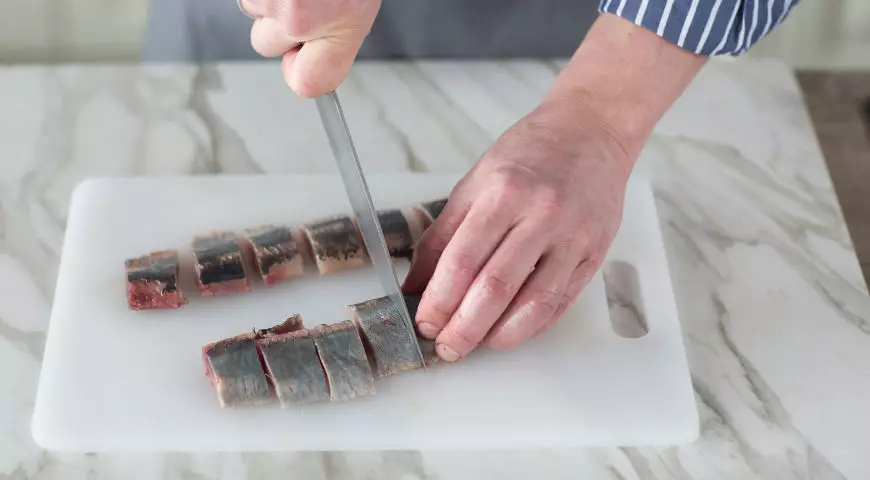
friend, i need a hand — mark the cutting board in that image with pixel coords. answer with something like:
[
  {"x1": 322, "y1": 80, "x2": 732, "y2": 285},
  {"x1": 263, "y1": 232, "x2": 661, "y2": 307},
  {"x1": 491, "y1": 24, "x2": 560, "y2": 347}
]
[{"x1": 31, "y1": 173, "x2": 697, "y2": 452}]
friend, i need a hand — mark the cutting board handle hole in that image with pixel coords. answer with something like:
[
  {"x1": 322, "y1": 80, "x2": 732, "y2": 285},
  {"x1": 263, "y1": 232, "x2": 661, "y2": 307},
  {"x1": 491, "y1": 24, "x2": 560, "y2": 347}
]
[{"x1": 603, "y1": 261, "x2": 649, "y2": 338}]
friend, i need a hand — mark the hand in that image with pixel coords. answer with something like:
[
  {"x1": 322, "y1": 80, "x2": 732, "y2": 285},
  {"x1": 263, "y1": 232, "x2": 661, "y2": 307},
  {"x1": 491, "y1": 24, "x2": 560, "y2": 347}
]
[
  {"x1": 240, "y1": 0, "x2": 380, "y2": 97},
  {"x1": 402, "y1": 100, "x2": 635, "y2": 362}
]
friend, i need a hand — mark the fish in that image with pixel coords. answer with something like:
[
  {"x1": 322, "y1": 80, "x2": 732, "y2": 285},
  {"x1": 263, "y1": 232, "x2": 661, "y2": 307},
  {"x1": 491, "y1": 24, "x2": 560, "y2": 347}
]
[
  {"x1": 202, "y1": 331, "x2": 274, "y2": 408},
  {"x1": 243, "y1": 225, "x2": 305, "y2": 286},
  {"x1": 413, "y1": 198, "x2": 448, "y2": 227},
  {"x1": 311, "y1": 320, "x2": 376, "y2": 402},
  {"x1": 257, "y1": 327, "x2": 331, "y2": 407},
  {"x1": 124, "y1": 249, "x2": 186, "y2": 310},
  {"x1": 377, "y1": 209, "x2": 425, "y2": 260},
  {"x1": 302, "y1": 216, "x2": 367, "y2": 274},
  {"x1": 347, "y1": 294, "x2": 427, "y2": 377},
  {"x1": 403, "y1": 293, "x2": 439, "y2": 367},
  {"x1": 201, "y1": 315, "x2": 304, "y2": 408},
  {"x1": 256, "y1": 313, "x2": 304, "y2": 337},
  {"x1": 192, "y1": 231, "x2": 251, "y2": 296}
]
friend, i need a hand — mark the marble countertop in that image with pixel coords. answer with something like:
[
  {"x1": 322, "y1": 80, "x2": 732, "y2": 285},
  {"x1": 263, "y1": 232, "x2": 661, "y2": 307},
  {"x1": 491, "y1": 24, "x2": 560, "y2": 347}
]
[{"x1": 2, "y1": 57, "x2": 869, "y2": 479}]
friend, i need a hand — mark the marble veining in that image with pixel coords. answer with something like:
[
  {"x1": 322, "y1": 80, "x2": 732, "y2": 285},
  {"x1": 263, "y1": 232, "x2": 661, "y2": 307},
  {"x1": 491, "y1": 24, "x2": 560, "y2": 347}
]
[{"x1": 1, "y1": 57, "x2": 869, "y2": 479}]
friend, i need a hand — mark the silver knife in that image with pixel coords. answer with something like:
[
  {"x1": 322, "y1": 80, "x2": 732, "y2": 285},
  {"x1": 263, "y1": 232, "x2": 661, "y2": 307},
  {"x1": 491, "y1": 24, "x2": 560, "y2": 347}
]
[{"x1": 314, "y1": 90, "x2": 427, "y2": 368}]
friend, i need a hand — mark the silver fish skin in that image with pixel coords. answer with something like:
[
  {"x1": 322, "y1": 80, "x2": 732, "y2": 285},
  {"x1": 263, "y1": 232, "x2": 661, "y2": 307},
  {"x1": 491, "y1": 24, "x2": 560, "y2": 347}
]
[
  {"x1": 258, "y1": 329, "x2": 331, "y2": 407},
  {"x1": 348, "y1": 295, "x2": 425, "y2": 377},
  {"x1": 402, "y1": 293, "x2": 439, "y2": 367},
  {"x1": 311, "y1": 320, "x2": 376, "y2": 402},
  {"x1": 202, "y1": 332, "x2": 273, "y2": 408},
  {"x1": 377, "y1": 209, "x2": 415, "y2": 260}
]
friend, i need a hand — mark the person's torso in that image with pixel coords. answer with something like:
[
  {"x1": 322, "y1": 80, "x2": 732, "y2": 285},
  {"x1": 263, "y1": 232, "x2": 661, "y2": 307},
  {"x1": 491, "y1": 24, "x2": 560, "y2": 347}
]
[{"x1": 142, "y1": 0, "x2": 599, "y2": 62}]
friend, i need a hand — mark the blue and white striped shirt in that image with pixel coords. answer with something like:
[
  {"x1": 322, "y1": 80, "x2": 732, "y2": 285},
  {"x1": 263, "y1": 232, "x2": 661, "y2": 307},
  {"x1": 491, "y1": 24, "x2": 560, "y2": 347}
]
[{"x1": 599, "y1": 0, "x2": 802, "y2": 56}]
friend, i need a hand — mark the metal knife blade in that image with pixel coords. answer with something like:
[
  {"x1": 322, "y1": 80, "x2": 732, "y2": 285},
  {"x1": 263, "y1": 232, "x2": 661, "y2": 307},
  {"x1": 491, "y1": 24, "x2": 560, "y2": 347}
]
[{"x1": 314, "y1": 90, "x2": 427, "y2": 368}]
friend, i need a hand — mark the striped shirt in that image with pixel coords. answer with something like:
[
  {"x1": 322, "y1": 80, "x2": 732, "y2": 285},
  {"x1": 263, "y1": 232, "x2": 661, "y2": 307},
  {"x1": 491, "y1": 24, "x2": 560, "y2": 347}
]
[{"x1": 599, "y1": 0, "x2": 802, "y2": 55}]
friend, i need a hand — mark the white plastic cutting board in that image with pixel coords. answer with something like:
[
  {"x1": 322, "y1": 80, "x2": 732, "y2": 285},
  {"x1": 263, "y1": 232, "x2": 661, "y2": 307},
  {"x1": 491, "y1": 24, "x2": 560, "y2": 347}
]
[{"x1": 32, "y1": 173, "x2": 697, "y2": 452}]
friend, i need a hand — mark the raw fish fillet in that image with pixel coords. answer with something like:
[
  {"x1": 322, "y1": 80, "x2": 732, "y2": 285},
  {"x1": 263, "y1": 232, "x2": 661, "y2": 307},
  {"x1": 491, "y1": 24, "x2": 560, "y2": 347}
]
[
  {"x1": 243, "y1": 225, "x2": 305, "y2": 286},
  {"x1": 311, "y1": 320, "x2": 376, "y2": 401},
  {"x1": 303, "y1": 216, "x2": 367, "y2": 274},
  {"x1": 348, "y1": 294, "x2": 425, "y2": 376},
  {"x1": 403, "y1": 293, "x2": 439, "y2": 367},
  {"x1": 124, "y1": 250, "x2": 186, "y2": 310},
  {"x1": 257, "y1": 328, "x2": 330, "y2": 407},
  {"x1": 413, "y1": 198, "x2": 448, "y2": 226},
  {"x1": 202, "y1": 332, "x2": 273, "y2": 408},
  {"x1": 377, "y1": 209, "x2": 424, "y2": 260},
  {"x1": 192, "y1": 231, "x2": 251, "y2": 296}
]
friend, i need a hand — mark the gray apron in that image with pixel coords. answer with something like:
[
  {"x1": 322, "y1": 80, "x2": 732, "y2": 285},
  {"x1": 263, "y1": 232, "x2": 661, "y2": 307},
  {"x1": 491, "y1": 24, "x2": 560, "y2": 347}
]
[{"x1": 142, "y1": 0, "x2": 599, "y2": 61}]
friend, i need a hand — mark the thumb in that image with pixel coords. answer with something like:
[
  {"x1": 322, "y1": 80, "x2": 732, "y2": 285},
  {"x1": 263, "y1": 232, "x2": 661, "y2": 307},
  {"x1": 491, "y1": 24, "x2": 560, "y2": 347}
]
[{"x1": 282, "y1": 36, "x2": 363, "y2": 98}]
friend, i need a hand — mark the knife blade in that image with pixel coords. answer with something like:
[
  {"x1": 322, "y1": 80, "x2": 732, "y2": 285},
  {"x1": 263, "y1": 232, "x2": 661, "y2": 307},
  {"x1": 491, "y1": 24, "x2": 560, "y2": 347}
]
[{"x1": 314, "y1": 90, "x2": 427, "y2": 368}]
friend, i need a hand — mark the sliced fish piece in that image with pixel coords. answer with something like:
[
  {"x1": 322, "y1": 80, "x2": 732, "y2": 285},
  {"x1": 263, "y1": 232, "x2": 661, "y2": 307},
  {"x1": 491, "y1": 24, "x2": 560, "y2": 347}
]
[
  {"x1": 403, "y1": 293, "x2": 439, "y2": 367},
  {"x1": 125, "y1": 249, "x2": 186, "y2": 310},
  {"x1": 413, "y1": 197, "x2": 448, "y2": 227},
  {"x1": 192, "y1": 231, "x2": 251, "y2": 296},
  {"x1": 243, "y1": 225, "x2": 305, "y2": 286},
  {"x1": 257, "y1": 328, "x2": 330, "y2": 407},
  {"x1": 202, "y1": 332, "x2": 273, "y2": 408},
  {"x1": 377, "y1": 209, "x2": 425, "y2": 260},
  {"x1": 348, "y1": 294, "x2": 425, "y2": 377},
  {"x1": 302, "y1": 216, "x2": 367, "y2": 274},
  {"x1": 311, "y1": 320, "x2": 376, "y2": 402}
]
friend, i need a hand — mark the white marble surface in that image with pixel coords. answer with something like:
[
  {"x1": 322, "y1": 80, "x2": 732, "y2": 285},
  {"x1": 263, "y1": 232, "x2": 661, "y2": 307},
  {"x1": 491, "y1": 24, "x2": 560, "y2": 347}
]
[{"x1": 1, "y1": 57, "x2": 869, "y2": 479}]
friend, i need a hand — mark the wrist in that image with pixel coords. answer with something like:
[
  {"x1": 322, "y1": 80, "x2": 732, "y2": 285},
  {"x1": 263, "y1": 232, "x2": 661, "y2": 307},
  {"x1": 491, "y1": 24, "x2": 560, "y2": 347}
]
[{"x1": 542, "y1": 13, "x2": 707, "y2": 162}]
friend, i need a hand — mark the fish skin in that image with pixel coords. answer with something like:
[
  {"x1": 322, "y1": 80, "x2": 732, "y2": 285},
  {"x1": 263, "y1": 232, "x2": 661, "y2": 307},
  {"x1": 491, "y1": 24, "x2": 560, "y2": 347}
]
[
  {"x1": 403, "y1": 293, "x2": 440, "y2": 367},
  {"x1": 311, "y1": 320, "x2": 376, "y2": 402},
  {"x1": 377, "y1": 209, "x2": 415, "y2": 260},
  {"x1": 124, "y1": 250, "x2": 186, "y2": 310},
  {"x1": 348, "y1": 295, "x2": 425, "y2": 377},
  {"x1": 125, "y1": 250, "x2": 180, "y2": 290},
  {"x1": 202, "y1": 332, "x2": 274, "y2": 408},
  {"x1": 243, "y1": 225, "x2": 304, "y2": 285},
  {"x1": 417, "y1": 198, "x2": 447, "y2": 223},
  {"x1": 258, "y1": 329, "x2": 331, "y2": 407},
  {"x1": 303, "y1": 216, "x2": 367, "y2": 274},
  {"x1": 192, "y1": 231, "x2": 251, "y2": 293}
]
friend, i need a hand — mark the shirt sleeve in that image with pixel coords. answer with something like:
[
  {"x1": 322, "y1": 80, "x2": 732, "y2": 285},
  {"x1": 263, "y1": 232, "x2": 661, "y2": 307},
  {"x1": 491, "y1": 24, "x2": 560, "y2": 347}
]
[{"x1": 598, "y1": 0, "x2": 802, "y2": 56}]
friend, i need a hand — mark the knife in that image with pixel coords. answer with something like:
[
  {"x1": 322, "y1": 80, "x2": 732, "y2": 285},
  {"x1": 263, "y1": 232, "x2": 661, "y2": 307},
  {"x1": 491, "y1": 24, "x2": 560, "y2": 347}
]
[{"x1": 314, "y1": 90, "x2": 427, "y2": 368}]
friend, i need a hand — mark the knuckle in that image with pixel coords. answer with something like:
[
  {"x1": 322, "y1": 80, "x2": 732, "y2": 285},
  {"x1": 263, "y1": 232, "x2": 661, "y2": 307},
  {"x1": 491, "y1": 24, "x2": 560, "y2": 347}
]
[
  {"x1": 485, "y1": 330, "x2": 517, "y2": 350},
  {"x1": 490, "y1": 168, "x2": 527, "y2": 202},
  {"x1": 535, "y1": 184, "x2": 563, "y2": 207},
  {"x1": 278, "y1": 6, "x2": 313, "y2": 37},
  {"x1": 417, "y1": 293, "x2": 454, "y2": 324},
  {"x1": 564, "y1": 231, "x2": 590, "y2": 254},
  {"x1": 446, "y1": 252, "x2": 480, "y2": 281},
  {"x1": 536, "y1": 196, "x2": 566, "y2": 223},
  {"x1": 586, "y1": 252, "x2": 606, "y2": 270},
  {"x1": 533, "y1": 288, "x2": 563, "y2": 313},
  {"x1": 289, "y1": 74, "x2": 323, "y2": 98},
  {"x1": 439, "y1": 328, "x2": 480, "y2": 352},
  {"x1": 478, "y1": 272, "x2": 514, "y2": 299},
  {"x1": 426, "y1": 300, "x2": 456, "y2": 320},
  {"x1": 557, "y1": 294, "x2": 573, "y2": 314}
]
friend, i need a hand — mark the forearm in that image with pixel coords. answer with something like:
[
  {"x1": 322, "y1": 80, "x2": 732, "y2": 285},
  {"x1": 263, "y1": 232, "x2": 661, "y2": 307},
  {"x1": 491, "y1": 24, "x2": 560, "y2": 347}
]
[{"x1": 542, "y1": 13, "x2": 706, "y2": 168}]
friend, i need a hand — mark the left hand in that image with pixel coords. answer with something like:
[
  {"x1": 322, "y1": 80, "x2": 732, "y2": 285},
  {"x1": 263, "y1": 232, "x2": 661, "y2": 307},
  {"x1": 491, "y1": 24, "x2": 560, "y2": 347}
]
[{"x1": 402, "y1": 99, "x2": 635, "y2": 362}]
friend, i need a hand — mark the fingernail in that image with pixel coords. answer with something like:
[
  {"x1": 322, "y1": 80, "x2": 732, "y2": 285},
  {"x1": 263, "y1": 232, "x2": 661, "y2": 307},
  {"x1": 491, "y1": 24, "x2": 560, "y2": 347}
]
[
  {"x1": 436, "y1": 344, "x2": 460, "y2": 362},
  {"x1": 417, "y1": 322, "x2": 440, "y2": 339}
]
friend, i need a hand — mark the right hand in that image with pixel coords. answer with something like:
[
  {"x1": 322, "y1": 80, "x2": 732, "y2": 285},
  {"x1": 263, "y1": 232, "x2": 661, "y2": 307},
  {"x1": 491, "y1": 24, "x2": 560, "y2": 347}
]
[{"x1": 240, "y1": 0, "x2": 381, "y2": 97}]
